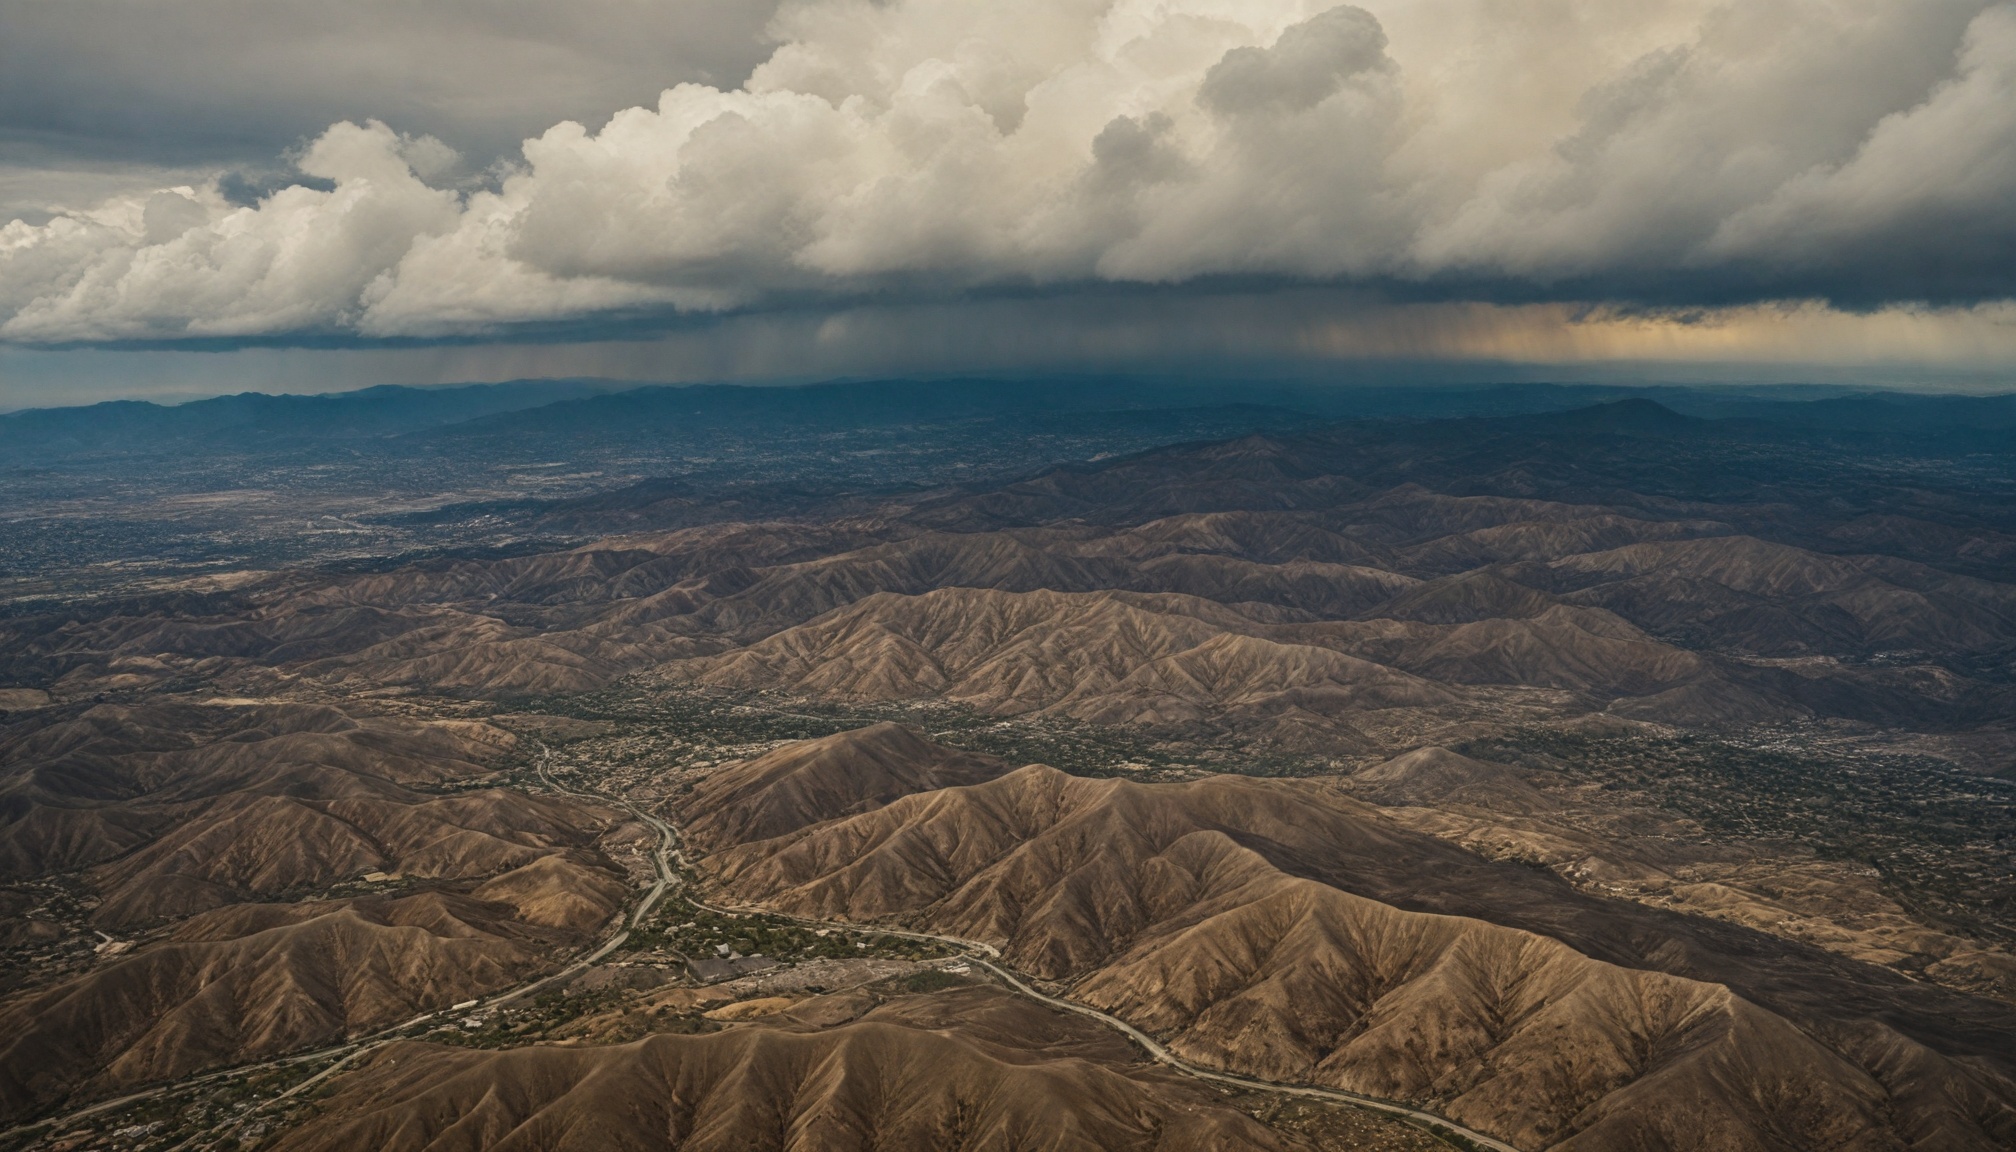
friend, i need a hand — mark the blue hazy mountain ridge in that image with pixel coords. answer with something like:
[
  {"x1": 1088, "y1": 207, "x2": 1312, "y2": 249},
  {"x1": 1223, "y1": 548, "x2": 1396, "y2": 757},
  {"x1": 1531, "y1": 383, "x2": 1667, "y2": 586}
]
[
  {"x1": 9, "y1": 397, "x2": 2016, "y2": 718},
  {"x1": 2, "y1": 390, "x2": 2015, "y2": 1151},
  {"x1": 0, "y1": 379, "x2": 618, "y2": 456},
  {"x1": 5, "y1": 387, "x2": 2012, "y2": 603},
  {"x1": 5, "y1": 389, "x2": 2014, "y2": 608},
  {"x1": 7, "y1": 378, "x2": 1995, "y2": 464},
  {"x1": 784, "y1": 398, "x2": 2016, "y2": 572},
  {"x1": 1697, "y1": 391, "x2": 2016, "y2": 433}
]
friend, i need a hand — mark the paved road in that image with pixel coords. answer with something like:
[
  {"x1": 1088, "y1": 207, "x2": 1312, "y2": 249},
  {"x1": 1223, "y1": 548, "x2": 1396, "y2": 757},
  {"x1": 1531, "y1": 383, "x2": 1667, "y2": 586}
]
[
  {"x1": 0, "y1": 1045, "x2": 357, "y2": 1145},
  {"x1": 149, "y1": 759, "x2": 685, "y2": 1152},
  {"x1": 10, "y1": 745, "x2": 1515, "y2": 1152},
  {"x1": 548, "y1": 755, "x2": 1518, "y2": 1152},
  {"x1": 683, "y1": 890, "x2": 1514, "y2": 1151},
  {"x1": 0, "y1": 754, "x2": 680, "y2": 1149},
  {"x1": 965, "y1": 956, "x2": 1520, "y2": 1151}
]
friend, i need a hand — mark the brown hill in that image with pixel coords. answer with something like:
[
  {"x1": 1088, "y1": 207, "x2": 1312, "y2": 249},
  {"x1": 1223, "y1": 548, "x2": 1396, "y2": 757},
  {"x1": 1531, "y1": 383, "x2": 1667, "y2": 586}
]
[
  {"x1": 268, "y1": 986, "x2": 1320, "y2": 1152},
  {"x1": 1371, "y1": 570, "x2": 1561, "y2": 623},
  {"x1": 1348, "y1": 746, "x2": 1558, "y2": 813},
  {"x1": 676, "y1": 722, "x2": 1009, "y2": 854},
  {"x1": 1393, "y1": 514, "x2": 1732, "y2": 575},
  {"x1": 7, "y1": 428, "x2": 2015, "y2": 738},
  {"x1": 0, "y1": 702, "x2": 635, "y2": 1125},
  {"x1": 1533, "y1": 536, "x2": 2016, "y2": 656},
  {"x1": 3, "y1": 407, "x2": 2014, "y2": 1150},
  {"x1": 1115, "y1": 510, "x2": 1386, "y2": 565},
  {"x1": 1, "y1": 702, "x2": 467, "y2": 876},
  {"x1": 1132, "y1": 553, "x2": 1417, "y2": 617},
  {"x1": 659, "y1": 587, "x2": 1459, "y2": 728},
  {"x1": 1292, "y1": 606, "x2": 1707, "y2": 698},
  {"x1": 692, "y1": 752, "x2": 2016, "y2": 1151},
  {"x1": 0, "y1": 858, "x2": 627, "y2": 1121},
  {"x1": 0, "y1": 702, "x2": 617, "y2": 928},
  {"x1": 654, "y1": 583, "x2": 1727, "y2": 732}
]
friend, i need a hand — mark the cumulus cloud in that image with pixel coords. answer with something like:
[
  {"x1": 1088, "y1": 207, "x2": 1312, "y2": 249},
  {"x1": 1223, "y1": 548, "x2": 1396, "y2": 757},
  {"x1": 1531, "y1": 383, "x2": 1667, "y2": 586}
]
[
  {"x1": 1198, "y1": 5, "x2": 1391, "y2": 114},
  {"x1": 3, "y1": 0, "x2": 2014, "y2": 343},
  {"x1": 0, "y1": 0, "x2": 777, "y2": 166},
  {"x1": 2, "y1": 123, "x2": 464, "y2": 340},
  {"x1": 1702, "y1": 3, "x2": 2016, "y2": 302}
]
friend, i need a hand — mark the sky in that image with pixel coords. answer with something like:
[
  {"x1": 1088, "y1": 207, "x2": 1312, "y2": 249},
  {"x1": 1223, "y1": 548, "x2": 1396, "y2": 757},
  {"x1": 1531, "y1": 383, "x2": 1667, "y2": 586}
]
[{"x1": 3, "y1": 0, "x2": 2015, "y2": 407}]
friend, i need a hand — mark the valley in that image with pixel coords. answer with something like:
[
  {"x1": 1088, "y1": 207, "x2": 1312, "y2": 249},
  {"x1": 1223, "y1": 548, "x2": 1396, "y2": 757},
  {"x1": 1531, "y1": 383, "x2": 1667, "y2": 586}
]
[{"x1": 2, "y1": 386, "x2": 2014, "y2": 1151}]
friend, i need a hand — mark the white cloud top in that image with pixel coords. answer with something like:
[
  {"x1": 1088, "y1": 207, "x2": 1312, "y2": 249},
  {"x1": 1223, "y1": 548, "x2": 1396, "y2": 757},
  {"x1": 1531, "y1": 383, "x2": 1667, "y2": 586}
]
[{"x1": 3, "y1": 0, "x2": 2013, "y2": 343}]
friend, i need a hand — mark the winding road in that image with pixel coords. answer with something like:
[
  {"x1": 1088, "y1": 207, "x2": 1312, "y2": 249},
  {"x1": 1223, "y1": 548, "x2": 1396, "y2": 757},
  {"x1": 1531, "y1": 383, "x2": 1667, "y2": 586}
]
[
  {"x1": 8, "y1": 745, "x2": 1517, "y2": 1152},
  {"x1": 0, "y1": 753, "x2": 683, "y2": 1149},
  {"x1": 540, "y1": 748, "x2": 1519, "y2": 1152}
]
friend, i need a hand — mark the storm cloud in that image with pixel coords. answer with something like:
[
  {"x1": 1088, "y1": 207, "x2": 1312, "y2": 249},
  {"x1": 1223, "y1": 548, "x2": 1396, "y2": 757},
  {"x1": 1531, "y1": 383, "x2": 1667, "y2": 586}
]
[{"x1": 3, "y1": 0, "x2": 2013, "y2": 344}]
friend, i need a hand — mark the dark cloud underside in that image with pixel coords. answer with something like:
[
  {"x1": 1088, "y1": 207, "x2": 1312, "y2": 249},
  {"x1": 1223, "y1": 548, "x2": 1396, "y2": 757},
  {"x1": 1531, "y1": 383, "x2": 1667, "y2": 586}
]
[{"x1": 1, "y1": 0, "x2": 2013, "y2": 350}]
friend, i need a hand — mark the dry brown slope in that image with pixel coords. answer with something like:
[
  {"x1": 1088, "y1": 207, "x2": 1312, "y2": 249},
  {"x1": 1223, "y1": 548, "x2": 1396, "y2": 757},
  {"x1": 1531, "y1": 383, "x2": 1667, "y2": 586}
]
[
  {"x1": 1392, "y1": 514, "x2": 1731, "y2": 575},
  {"x1": 1276, "y1": 605, "x2": 1707, "y2": 698},
  {"x1": 1348, "y1": 746, "x2": 1559, "y2": 813},
  {"x1": 91, "y1": 776, "x2": 614, "y2": 929},
  {"x1": 0, "y1": 702, "x2": 618, "y2": 929},
  {"x1": 1109, "y1": 510, "x2": 1385, "y2": 565},
  {"x1": 697, "y1": 764, "x2": 2016, "y2": 1151},
  {"x1": 0, "y1": 702, "x2": 510, "y2": 875},
  {"x1": 675, "y1": 722, "x2": 1009, "y2": 854},
  {"x1": 10, "y1": 477, "x2": 2010, "y2": 732},
  {"x1": 0, "y1": 858, "x2": 627, "y2": 1121},
  {"x1": 655, "y1": 581, "x2": 1749, "y2": 732},
  {"x1": 1533, "y1": 536, "x2": 2016, "y2": 655},
  {"x1": 660, "y1": 586, "x2": 1459, "y2": 727},
  {"x1": 269, "y1": 986, "x2": 1314, "y2": 1152}
]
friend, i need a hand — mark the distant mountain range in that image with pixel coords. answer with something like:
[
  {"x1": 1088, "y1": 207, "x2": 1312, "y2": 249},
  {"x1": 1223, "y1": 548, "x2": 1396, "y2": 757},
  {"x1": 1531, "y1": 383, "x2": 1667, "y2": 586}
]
[
  {"x1": 3, "y1": 391, "x2": 2014, "y2": 1151},
  {"x1": 0, "y1": 379, "x2": 617, "y2": 456},
  {"x1": 7, "y1": 377, "x2": 2014, "y2": 464}
]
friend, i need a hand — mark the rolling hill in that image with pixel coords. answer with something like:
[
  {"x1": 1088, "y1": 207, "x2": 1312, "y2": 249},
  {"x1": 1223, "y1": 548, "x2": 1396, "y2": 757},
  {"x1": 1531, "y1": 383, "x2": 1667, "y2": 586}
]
[{"x1": 681, "y1": 727, "x2": 2016, "y2": 1151}]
